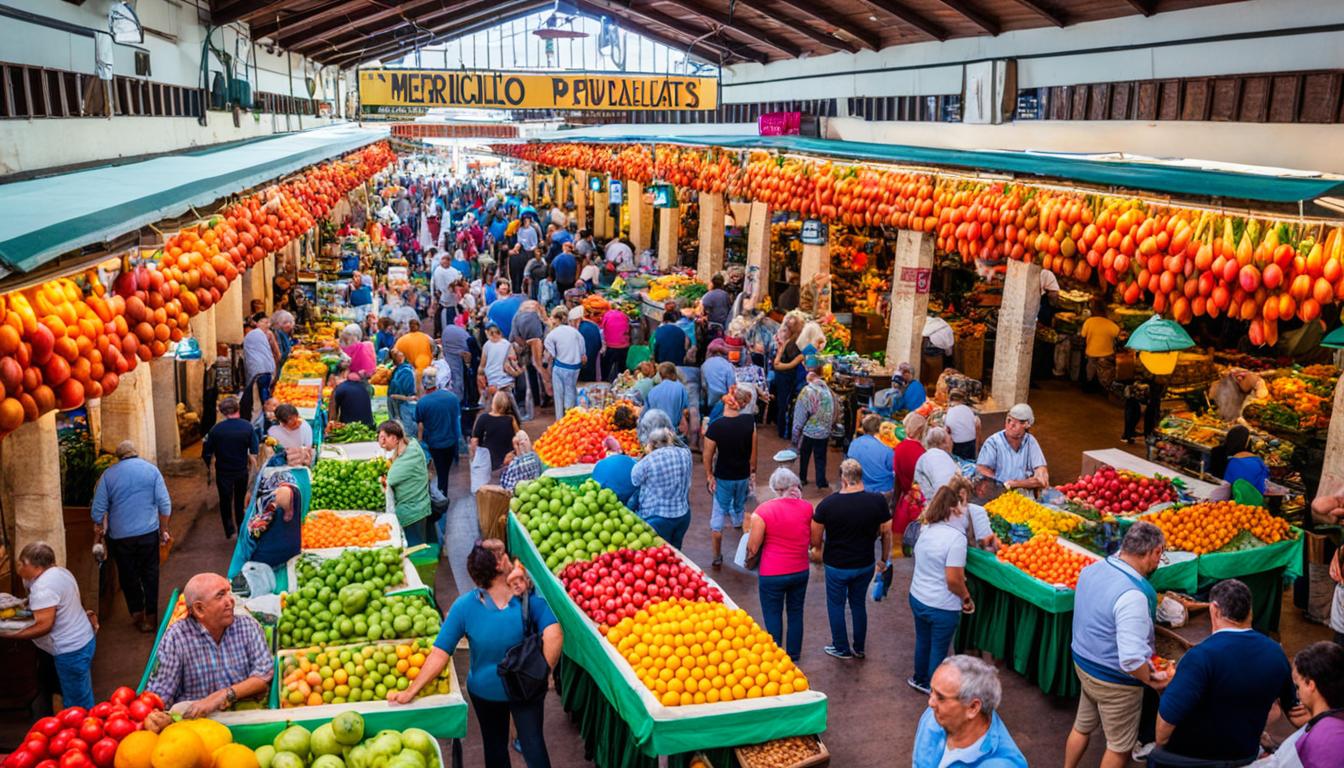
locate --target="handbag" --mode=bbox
[497,591,550,702]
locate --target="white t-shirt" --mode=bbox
[914,448,962,501]
[268,421,313,451]
[923,317,955,355]
[26,567,95,655]
[938,732,988,768]
[911,521,969,611]
[579,263,601,284]
[1040,269,1060,295]
[605,240,634,268]
[544,325,586,367]
[943,404,979,444]
[431,264,461,305]
[481,338,514,387]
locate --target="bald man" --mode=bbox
[144,573,271,717]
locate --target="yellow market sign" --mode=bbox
[358,69,718,112]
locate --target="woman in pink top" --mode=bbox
[746,467,814,661]
[339,324,377,378]
[599,308,632,382]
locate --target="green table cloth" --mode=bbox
[506,514,828,759]
[957,534,1303,697]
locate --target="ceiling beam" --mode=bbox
[572,1,764,63]
[327,5,556,68]
[210,0,293,26]
[290,1,487,54]
[763,0,881,51]
[1123,0,1157,16]
[249,0,373,40]
[929,0,1000,35]
[732,1,860,54]
[651,0,804,58]
[306,2,535,57]
[859,0,947,41]
[1007,0,1066,27]
[280,0,475,50]
[578,1,767,63]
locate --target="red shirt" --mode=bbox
[894,439,925,497]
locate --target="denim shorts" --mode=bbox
[711,477,749,531]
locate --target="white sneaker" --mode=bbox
[1132,742,1155,761]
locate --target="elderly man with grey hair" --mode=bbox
[976,402,1049,493]
[630,427,693,549]
[91,440,171,633]
[912,655,1027,767]
[1065,521,1171,768]
[145,573,272,717]
[270,309,296,366]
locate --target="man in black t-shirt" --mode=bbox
[810,459,893,660]
[703,386,757,568]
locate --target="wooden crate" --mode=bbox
[735,736,829,768]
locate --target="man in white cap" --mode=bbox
[544,305,587,418]
[976,403,1049,493]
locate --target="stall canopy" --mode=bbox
[535,132,1344,205]
[0,123,389,282]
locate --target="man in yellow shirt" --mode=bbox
[1080,303,1121,392]
[394,318,436,379]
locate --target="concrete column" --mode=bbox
[182,359,205,422]
[991,259,1042,408]
[262,255,276,313]
[99,363,158,466]
[885,230,935,376]
[657,206,680,271]
[573,171,588,231]
[628,181,653,254]
[593,188,610,240]
[527,165,538,201]
[697,192,725,280]
[0,412,65,565]
[800,241,830,288]
[190,305,218,366]
[242,266,265,314]
[149,356,180,463]
[744,202,771,304]
[215,282,244,346]
[1323,378,1344,490]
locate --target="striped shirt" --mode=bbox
[146,614,272,706]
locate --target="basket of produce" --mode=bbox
[301,510,400,551]
[310,458,389,511]
[995,534,1098,590]
[325,422,379,444]
[735,735,829,768]
[534,405,641,466]
[1056,465,1179,519]
[1142,501,1295,554]
[277,637,451,707]
[277,585,441,650]
[289,546,416,595]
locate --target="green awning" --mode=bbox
[535,132,1344,205]
[0,123,389,278]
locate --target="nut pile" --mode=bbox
[737,736,822,767]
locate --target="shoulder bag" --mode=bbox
[497,591,551,702]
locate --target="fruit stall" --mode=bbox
[505,476,827,768]
[956,482,1303,697]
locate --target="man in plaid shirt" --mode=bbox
[631,428,693,549]
[146,573,272,717]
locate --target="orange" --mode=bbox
[115,731,159,768]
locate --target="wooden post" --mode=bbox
[885,230,935,376]
[593,186,611,240]
[800,241,830,288]
[697,192,726,280]
[991,259,1042,408]
[744,202,771,305]
[657,205,680,270]
[573,171,589,230]
[0,412,65,565]
[629,181,653,254]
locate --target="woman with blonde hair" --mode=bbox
[907,474,975,694]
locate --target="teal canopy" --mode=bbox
[536,133,1344,205]
[0,124,388,281]
[1125,314,1196,352]
[1323,325,1344,349]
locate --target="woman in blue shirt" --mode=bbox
[389,543,562,768]
[1213,425,1269,496]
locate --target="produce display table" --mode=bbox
[505,514,828,763]
[1079,449,1221,499]
[957,534,1303,697]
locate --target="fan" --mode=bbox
[533,1,588,39]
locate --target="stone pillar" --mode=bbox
[242,266,264,314]
[697,192,725,280]
[149,356,180,463]
[1323,378,1344,490]
[262,255,276,312]
[800,241,830,288]
[593,184,610,240]
[215,283,245,346]
[744,202,771,304]
[99,363,158,466]
[528,165,538,201]
[181,359,205,422]
[0,412,65,565]
[885,230,935,376]
[573,171,588,231]
[991,259,1042,408]
[656,206,680,271]
[190,305,218,366]
[628,181,653,254]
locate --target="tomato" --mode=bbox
[32,718,62,739]
[47,732,73,757]
[86,703,113,720]
[77,720,102,744]
[101,718,136,742]
[22,739,49,758]
[125,701,152,722]
[88,740,117,768]
[63,740,88,755]
[56,709,86,729]
[136,691,163,711]
[58,751,91,768]
[36,761,58,768]
[3,748,39,768]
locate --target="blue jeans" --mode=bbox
[824,564,872,654]
[759,570,809,661]
[909,594,962,687]
[711,478,749,531]
[551,366,580,418]
[403,518,429,547]
[54,636,96,708]
[799,435,829,487]
[645,513,690,549]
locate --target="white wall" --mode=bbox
[719,0,1344,101]
[0,0,341,103]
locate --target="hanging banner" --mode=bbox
[358,69,719,112]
